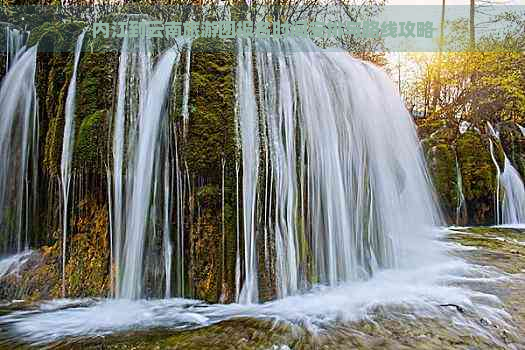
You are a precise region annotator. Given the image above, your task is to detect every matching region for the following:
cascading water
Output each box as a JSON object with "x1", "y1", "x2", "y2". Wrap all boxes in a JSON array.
[
  {"x1": 111, "y1": 34, "x2": 129, "y2": 297},
  {"x1": 5, "y1": 27, "x2": 25, "y2": 72},
  {"x1": 60, "y1": 30, "x2": 86, "y2": 296},
  {"x1": 236, "y1": 39, "x2": 260, "y2": 304},
  {"x1": 500, "y1": 156, "x2": 525, "y2": 224},
  {"x1": 119, "y1": 42, "x2": 185, "y2": 300},
  {"x1": 173, "y1": 125, "x2": 186, "y2": 297},
  {"x1": 1, "y1": 35, "x2": 519, "y2": 348},
  {"x1": 236, "y1": 38, "x2": 442, "y2": 299},
  {"x1": 111, "y1": 35, "x2": 153, "y2": 297},
  {"x1": 111, "y1": 34, "x2": 192, "y2": 299},
  {"x1": 487, "y1": 122, "x2": 525, "y2": 225},
  {"x1": 162, "y1": 122, "x2": 173, "y2": 298},
  {"x1": 0, "y1": 44, "x2": 38, "y2": 257}
]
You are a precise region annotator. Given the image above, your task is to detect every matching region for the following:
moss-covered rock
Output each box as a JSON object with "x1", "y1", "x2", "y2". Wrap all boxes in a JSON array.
[
  {"x1": 73, "y1": 109, "x2": 108, "y2": 176},
  {"x1": 425, "y1": 143, "x2": 458, "y2": 223},
  {"x1": 27, "y1": 21, "x2": 85, "y2": 52},
  {"x1": 190, "y1": 184, "x2": 223, "y2": 302},
  {"x1": 456, "y1": 131, "x2": 497, "y2": 225},
  {"x1": 66, "y1": 195, "x2": 110, "y2": 297},
  {"x1": 183, "y1": 38, "x2": 237, "y2": 176},
  {"x1": 42, "y1": 53, "x2": 70, "y2": 177},
  {"x1": 420, "y1": 118, "x2": 463, "y2": 224},
  {"x1": 184, "y1": 38, "x2": 239, "y2": 303},
  {"x1": 0, "y1": 194, "x2": 110, "y2": 300}
]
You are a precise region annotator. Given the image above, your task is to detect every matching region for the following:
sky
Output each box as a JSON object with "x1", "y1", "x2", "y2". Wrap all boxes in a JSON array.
[{"x1": 384, "y1": 0, "x2": 523, "y2": 83}]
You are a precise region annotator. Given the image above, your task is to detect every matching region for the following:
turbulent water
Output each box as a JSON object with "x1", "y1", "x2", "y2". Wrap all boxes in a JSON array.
[
  {"x1": 0, "y1": 41, "x2": 38, "y2": 256},
  {"x1": 0, "y1": 230, "x2": 516, "y2": 347}
]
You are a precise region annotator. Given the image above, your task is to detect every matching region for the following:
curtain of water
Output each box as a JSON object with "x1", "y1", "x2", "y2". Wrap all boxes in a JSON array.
[
  {"x1": 119, "y1": 42, "x2": 185, "y2": 300},
  {"x1": 162, "y1": 120, "x2": 174, "y2": 298},
  {"x1": 236, "y1": 39, "x2": 260, "y2": 304},
  {"x1": 112, "y1": 35, "x2": 152, "y2": 297},
  {"x1": 5, "y1": 27, "x2": 25, "y2": 72},
  {"x1": 500, "y1": 156, "x2": 525, "y2": 224},
  {"x1": 111, "y1": 35, "x2": 129, "y2": 297},
  {"x1": 0, "y1": 46, "x2": 38, "y2": 257},
  {"x1": 236, "y1": 38, "x2": 441, "y2": 301},
  {"x1": 111, "y1": 36, "x2": 193, "y2": 299}
]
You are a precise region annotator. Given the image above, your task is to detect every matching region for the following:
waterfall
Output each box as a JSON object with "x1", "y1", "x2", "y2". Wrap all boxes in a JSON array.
[
  {"x1": 236, "y1": 39, "x2": 441, "y2": 300},
  {"x1": 161, "y1": 119, "x2": 173, "y2": 298},
  {"x1": 112, "y1": 35, "x2": 190, "y2": 299},
  {"x1": 0, "y1": 45, "x2": 38, "y2": 256},
  {"x1": 5, "y1": 27, "x2": 25, "y2": 72},
  {"x1": 174, "y1": 127, "x2": 185, "y2": 297},
  {"x1": 112, "y1": 35, "x2": 153, "y2": 297},
  {"x1": 487, "y1": 122, "x2": 525, "y2": 225},
  {"x1": 119, "y1": 43, "x2": 184, "y2": 300},
  {"x1": 60, "y1": 30, "x2": 86, "y2": 296},
  {"x1": 236, "y1": 39, "x2": 260, "y2": 304},
  {"x1": 500, "y1": 156, "x2": 525, "y2": 224},
  {"x1": 111, "y1": 35, "x2": 129, "y2": 297},
  {"x1": 234, "y1": 161, "x2": 241, "y2": 302}
]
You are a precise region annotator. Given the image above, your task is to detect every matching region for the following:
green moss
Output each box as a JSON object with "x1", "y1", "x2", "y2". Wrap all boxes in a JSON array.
[
  {"x1": 42, "y1": 49, "x2": 116, "y2": 178},
  {"x1": 27, "y1": 21, "x2": 86, "y2": 52},
  {"x1": 76, "y1": 52, "x2": 117, "y2": 118},
  {"x1": 456, "y1": 131, "x2": 497, "y2": 225},
  {"x1": 42, "y1": 54, "x2": 71, "y2": 177},
  {"x1": 73, "y1": 110, "x2": 107, "y2": 175},
  {"x1": 183, "y1": 38, "x2": 239, "y2": 303},
  {"x1": 74, "y1": 319, "x2": 297, "y2": 350},
  {"x1": 183, "y1": 38, "x2": 237, "y2": 176},
  {"x1": 0, "y1": 193, "x2": 110, "y2": 300},
  {"x1": 426, "y1": 143, "x2": 458, "y2": 221}
]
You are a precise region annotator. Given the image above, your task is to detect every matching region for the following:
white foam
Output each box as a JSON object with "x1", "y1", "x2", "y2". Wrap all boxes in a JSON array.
[{"x1": 0, "y1": 247, "x2": 515, "y2": 345}]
